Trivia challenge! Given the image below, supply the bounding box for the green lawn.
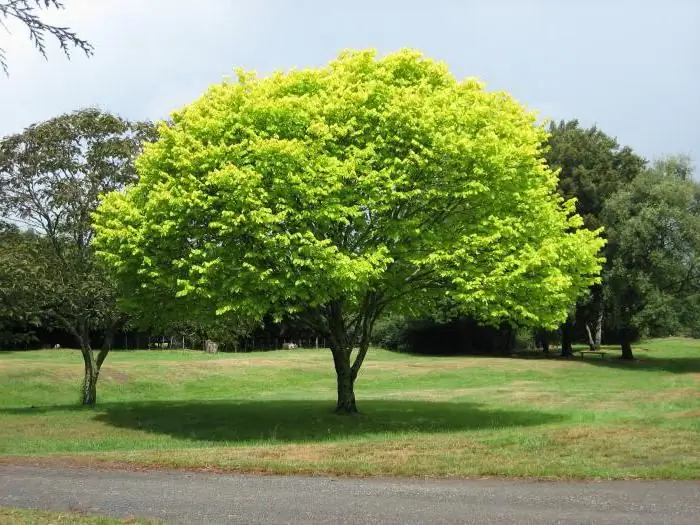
[1,339,698,479]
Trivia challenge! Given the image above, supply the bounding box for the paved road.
[0,466,698,524]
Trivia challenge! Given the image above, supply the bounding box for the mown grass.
[1,339,698,479]
[0,507,157,524]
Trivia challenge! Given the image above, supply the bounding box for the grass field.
[1,339,698,479]
[0,507,156,524]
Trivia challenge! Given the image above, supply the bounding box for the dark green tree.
[545,120,646,355]
[603,156,700,359]
[0,108,155,404]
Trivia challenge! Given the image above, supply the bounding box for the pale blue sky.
[1,0,698,163]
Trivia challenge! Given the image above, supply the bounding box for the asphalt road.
[0,466,698,524]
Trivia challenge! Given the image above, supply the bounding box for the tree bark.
[335,362,357,413]
[594,310,603,349]
[81,347,99,406]
[620,327,634,360]
[330,341,357,413]
[535,330,549,354]
[584,323,596,351]
[560,318,573,357]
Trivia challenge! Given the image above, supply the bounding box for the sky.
[0,0,698,163]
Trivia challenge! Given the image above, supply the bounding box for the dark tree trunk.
[620,327,634,360]
[319,294,380,414]
[81,348,99,406]
[335,365,357,414]
[536,330,550,354]
[560,318,573,357]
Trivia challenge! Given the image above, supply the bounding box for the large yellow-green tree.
[94,50,604,412]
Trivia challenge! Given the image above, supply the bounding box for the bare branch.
[0,0,93,75]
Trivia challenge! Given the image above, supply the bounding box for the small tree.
[603,156,700,359]
[0,108,155,404]
[94,50,604,412]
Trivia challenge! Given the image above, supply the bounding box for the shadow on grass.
[0,400,564,443]
[571,356,700,374]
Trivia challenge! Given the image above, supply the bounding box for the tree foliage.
[546,120,646,230]
[0,223,47,344]
[0,0,92,74]
[0,108,155,404]
[603,156,700,358]
[94,49,604,412]
[545,120,646,355]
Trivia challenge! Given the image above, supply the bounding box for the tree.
[0,108,155,404]
[545,120,646,354]
[0,223,47,346]
[603,156,700,359]
[0,1,92,74]
[94,49,604,412]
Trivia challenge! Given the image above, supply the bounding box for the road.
[0,466,698,524]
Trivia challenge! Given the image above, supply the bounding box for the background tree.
[603,156,700,359]
[0,108,155,404]
[94,49,604,413]
[545,120,646,354]
[0,1,92,74]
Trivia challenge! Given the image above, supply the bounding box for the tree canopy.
[94,49,604,411]
[603,156,700,358]
[0,108,155,403]
[546,119,645,231]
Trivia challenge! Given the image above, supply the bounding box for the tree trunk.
[536,330,549,354]
[560,318,573,357]
[584,323,596,351]
[620,327,634,360]
[594,310,603,349]
[330,339,357,413]
[81,348,99,406]
[335,365,357,414]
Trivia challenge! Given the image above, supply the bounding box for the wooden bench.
[577,350,608,359]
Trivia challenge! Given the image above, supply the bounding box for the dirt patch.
[657,388,700,402]
[245,444,332,462]
[510,381,539,387]
[179,358,299,369]
[364,360,484,372]
[666,409,700,419]
[548,426,668,444]
[102,369,129,384]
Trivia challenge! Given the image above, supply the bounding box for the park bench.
[577,350,608,359]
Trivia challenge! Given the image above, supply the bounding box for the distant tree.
[94,49,604,413]
[0,108,155,404]
[545,120,646,354]
[603,156,700,359]
[0,1,92,74]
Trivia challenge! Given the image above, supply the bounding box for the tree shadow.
[406,345,700,375]
[1,400,564,443]
[571,356,700,374]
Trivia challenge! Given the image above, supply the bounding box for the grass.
[0,507,157,524]
[0,338,699,479]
